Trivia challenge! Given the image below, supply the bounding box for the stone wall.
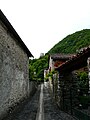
[87,57,90,92]
[0,20,30,118]
[52,72,78,109]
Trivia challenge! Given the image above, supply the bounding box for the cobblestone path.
[43,82,76,120]
[3,82,76,120]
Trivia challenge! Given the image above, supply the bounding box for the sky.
[1,0,90,58]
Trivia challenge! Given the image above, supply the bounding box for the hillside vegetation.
[29,29,90,81]
[29,55,48,81]
[48,29,90,54]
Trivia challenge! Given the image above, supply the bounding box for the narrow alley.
[2,82,76,120]
[1,8,90,120]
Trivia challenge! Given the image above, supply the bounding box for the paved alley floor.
[2,86,41,120]
[43,82,76,120]
[3,82,76,120]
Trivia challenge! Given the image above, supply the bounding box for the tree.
[29,55,48,81]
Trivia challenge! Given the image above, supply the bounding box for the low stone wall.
[51,72,77,109]
[29,81,38,97]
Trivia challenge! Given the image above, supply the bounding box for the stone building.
[49,53,74,71]
[0,10,33,119]
[54,47,90,118]
[48,53,74,92]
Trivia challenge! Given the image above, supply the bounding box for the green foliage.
[29,29,90,82]
[48,29,90,54]
[47,70,56,79]
[44,76,49,81]
[77,71,88,88]
[29,55,48,81]
[29,59,37,81]
[79,96,90,108]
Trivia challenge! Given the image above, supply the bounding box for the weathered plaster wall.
[0,20,30,118]
[49,57,54,71]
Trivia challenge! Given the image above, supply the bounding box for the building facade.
[0,10,33,119]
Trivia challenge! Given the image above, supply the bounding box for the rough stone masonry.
[0,10,33,119]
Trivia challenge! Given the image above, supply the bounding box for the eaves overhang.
[0,10,33,58]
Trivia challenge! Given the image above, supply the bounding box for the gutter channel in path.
[36,84,44,120]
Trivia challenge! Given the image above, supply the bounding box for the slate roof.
[55,46,90,73]
[0,10,33,57]
[50,53,75,60]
